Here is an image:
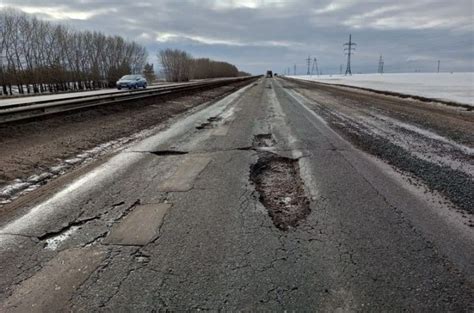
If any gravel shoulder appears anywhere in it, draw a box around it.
[278,77,474,217]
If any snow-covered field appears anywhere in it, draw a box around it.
[290,73,474,107]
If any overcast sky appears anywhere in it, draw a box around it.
[2,0,473,74]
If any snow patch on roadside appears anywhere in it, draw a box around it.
[44,226,80,250]
[0,94,228,206]
[0,130,157,206]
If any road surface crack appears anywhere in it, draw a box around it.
[37,215,101,242]
[149,150,189,156]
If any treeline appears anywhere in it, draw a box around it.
[159,49,250,82]
[193,58,242,79]
[0,9,147,95]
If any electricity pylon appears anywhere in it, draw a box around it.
[311,58,320,76]
[344,34,356,75]
[306,56,311,75]
[378,55,384,74]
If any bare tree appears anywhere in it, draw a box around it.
[158,49,193,82]
[142,63,156,83]
[0,8,148,95]
[158,49,244,82]
[192,58,239,79]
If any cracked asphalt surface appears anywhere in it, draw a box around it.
[0,78,473,311]
[0,79,253,206]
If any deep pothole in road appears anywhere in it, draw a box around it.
[253,134,276,147]
[196,116,223,130]
[250,142,310,231]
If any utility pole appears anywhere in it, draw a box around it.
[340,64,343,75]
[311,58,320,77]
[437,60,440,73]
[294,64,296,76]
[306,56,311,75]
[378,55,384,74]
[344,34,356,75]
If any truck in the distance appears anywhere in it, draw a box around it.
[266,70,273,78]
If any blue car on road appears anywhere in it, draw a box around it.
[116,75,147,90]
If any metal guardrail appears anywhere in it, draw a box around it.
[0,76,259,124]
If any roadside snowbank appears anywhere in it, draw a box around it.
[290,73,474,107]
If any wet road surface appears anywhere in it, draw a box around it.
[0,78,472,311]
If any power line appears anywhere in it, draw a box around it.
[344,34,356,76]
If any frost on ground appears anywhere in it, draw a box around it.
[290,73,474,107]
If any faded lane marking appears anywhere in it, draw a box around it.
[103,203,172,246]
[158,156,212,192]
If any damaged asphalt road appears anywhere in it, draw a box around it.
[0,78,473,311]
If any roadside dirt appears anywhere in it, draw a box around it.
[0,80,253,202]
[336,120,474,214]
[279,78,474,216]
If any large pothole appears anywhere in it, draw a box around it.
[253,134,276,148]
[250,151,311,230]
[195,116,223,130]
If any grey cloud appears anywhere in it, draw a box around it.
[2,0,472,74]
